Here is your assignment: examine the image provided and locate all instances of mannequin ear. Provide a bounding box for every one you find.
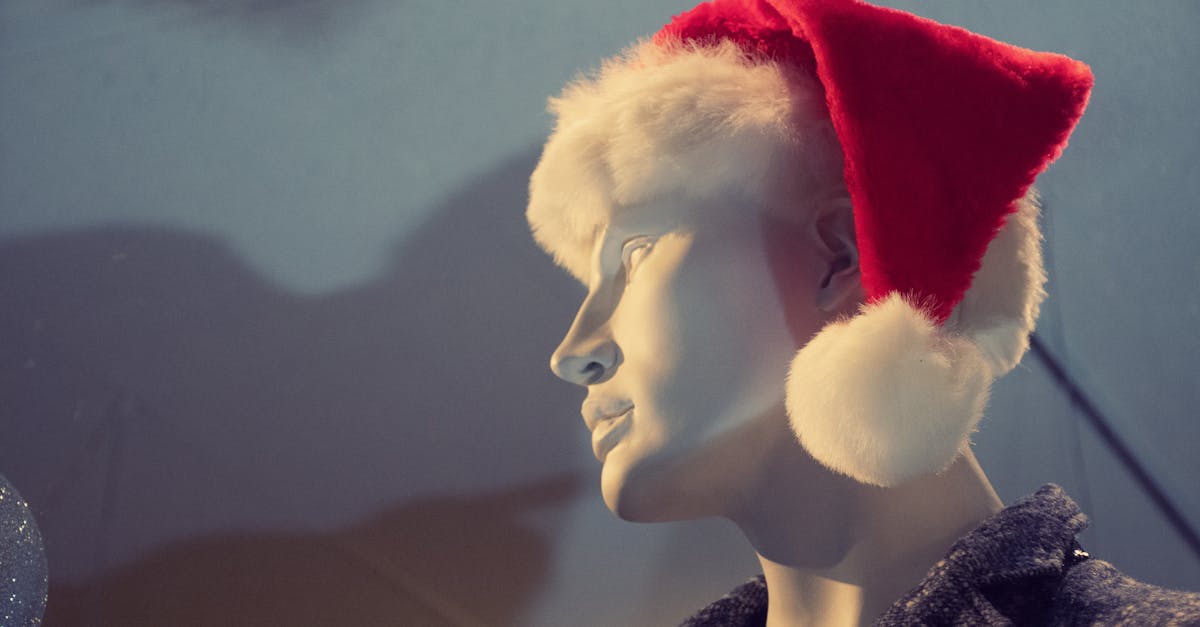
[812,200,860,313]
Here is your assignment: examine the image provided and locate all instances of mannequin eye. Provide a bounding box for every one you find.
[621,236,656,282]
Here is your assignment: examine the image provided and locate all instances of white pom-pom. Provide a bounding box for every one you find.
[786,293,992,487]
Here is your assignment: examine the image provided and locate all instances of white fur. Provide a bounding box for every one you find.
[786,294,991,487]
[949,190,1047,375]
[527,39,841,283]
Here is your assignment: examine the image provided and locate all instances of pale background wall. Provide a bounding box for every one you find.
[0,1,1196,625]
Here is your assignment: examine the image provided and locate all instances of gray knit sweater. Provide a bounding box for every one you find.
[682,484,1200,626]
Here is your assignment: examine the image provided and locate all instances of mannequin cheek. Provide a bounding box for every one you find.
[609,268,688,374]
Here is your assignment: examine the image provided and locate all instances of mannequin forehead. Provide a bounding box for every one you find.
[613,191,756,234]
[589,191,781,266]
[532,134,815,285]
[550,148,836,288]
[526,40,845,285]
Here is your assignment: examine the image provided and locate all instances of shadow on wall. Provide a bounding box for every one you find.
[46,475,579,626]
[0,148,590,625]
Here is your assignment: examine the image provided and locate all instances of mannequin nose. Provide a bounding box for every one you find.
[550,328,619,386]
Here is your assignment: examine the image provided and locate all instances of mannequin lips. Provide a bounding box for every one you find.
[581,398,634,431]
[591,407,633,462]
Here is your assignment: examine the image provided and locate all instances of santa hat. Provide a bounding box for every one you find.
[527,0,1093,487]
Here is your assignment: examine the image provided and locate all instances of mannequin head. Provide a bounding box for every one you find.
[535,42,862,521]
[550,187,861,522]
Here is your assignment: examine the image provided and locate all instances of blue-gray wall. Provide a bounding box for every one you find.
[1,1,1196,624]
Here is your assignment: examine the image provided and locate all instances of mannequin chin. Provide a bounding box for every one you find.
[598,401,791,523]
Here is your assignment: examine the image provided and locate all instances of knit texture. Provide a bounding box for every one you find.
[681,576,768,627]
[681,485,1200,626]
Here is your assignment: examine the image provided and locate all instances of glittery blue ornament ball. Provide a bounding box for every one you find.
[0,474,47,626]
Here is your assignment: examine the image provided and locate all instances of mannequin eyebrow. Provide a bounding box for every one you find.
[588,202,685,278]
[588,225,653,281]
[586,226,621,279]
[599,231,631,274]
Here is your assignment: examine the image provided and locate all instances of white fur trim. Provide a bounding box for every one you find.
[786,293,991,487]
[949,189,1047,375]
[527,38,842,283]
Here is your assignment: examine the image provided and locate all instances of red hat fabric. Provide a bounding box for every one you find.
[659,0,1093,323]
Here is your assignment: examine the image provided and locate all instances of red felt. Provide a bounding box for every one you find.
[657,0,1093,323]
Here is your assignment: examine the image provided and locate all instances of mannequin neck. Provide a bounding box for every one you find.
[727,422,1002,627]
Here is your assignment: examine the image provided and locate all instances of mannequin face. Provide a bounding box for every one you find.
[550,192,855,521]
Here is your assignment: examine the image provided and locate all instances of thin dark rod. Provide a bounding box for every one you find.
[1029,333,1200,560]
